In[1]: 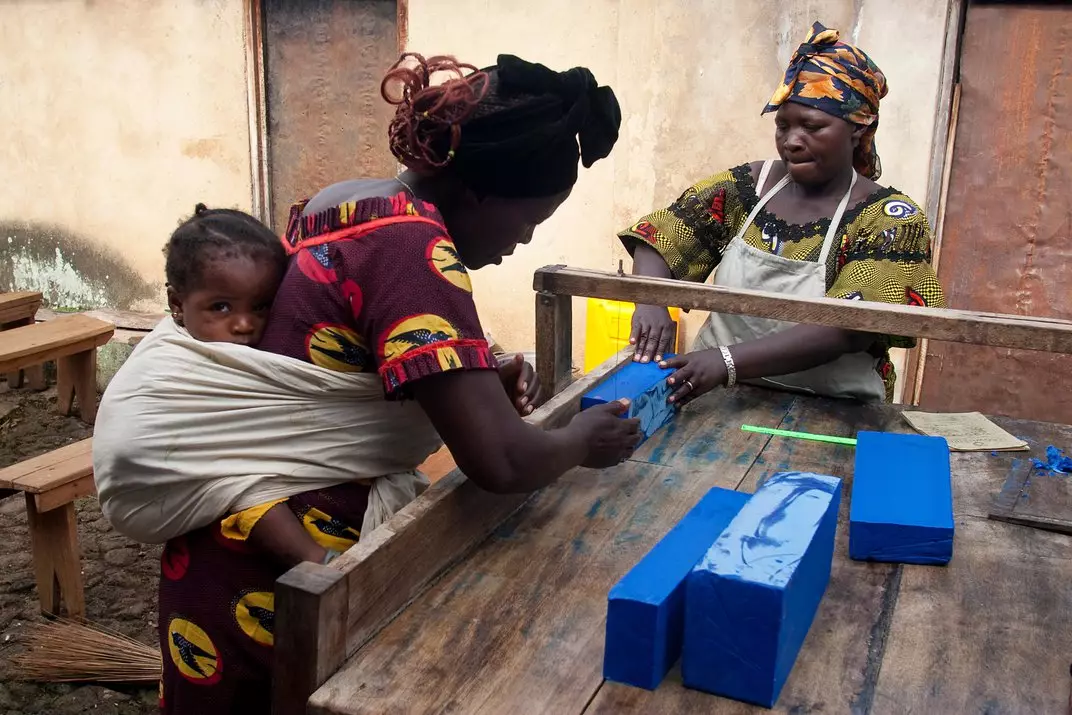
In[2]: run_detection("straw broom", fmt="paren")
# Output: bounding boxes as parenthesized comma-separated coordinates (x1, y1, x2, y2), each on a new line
(2, 618, 161, 684)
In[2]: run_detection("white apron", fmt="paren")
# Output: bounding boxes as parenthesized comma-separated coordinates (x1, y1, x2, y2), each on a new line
(693, 159, 886, 402)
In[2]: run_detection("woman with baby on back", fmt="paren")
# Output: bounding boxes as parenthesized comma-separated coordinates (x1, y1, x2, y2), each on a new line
(93, 53, 635, 713)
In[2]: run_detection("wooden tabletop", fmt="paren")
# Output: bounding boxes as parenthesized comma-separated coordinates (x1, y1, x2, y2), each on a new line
(308, 386, 1072, 715)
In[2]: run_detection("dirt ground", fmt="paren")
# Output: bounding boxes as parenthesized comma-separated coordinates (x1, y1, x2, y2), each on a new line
(0, 381, 159, 715)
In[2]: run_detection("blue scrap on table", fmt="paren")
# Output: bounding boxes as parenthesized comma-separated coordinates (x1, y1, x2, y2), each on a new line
(604, 487, 749, 690)
(682, 472, 842, 708)
(581, 357, 677, 444)
(1030, 445, 1072, 475)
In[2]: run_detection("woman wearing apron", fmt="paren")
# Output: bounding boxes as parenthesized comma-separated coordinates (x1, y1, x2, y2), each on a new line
(620, 22, 945, 405)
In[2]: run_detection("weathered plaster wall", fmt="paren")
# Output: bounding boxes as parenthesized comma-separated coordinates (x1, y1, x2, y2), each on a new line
(407, 0, 950, 389)
(0, 0, 252, 311)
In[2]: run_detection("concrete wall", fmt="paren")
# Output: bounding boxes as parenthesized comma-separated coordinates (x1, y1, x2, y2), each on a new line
(406, 0, 951, 389)
(2, 0, 950, 397)
(0, 0, 252, 312)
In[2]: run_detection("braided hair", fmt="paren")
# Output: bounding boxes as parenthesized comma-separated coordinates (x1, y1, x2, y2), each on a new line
(381, 53, 621, 198)
(164, 204, 286, 294)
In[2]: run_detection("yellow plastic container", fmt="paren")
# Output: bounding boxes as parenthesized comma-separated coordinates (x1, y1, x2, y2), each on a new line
(584, 298, 681, 373)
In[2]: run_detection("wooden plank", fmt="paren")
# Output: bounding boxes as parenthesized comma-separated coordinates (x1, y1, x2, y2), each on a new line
(34, 474, 96, 513)
(35, 307, 166, 332)
(988, 459, 1072, 536)
(535, 289, 573, 397)
(0, 439, 93, 490)
(0, 291, 42, 324)
(273, 349, 632, 710)
(308, 387, 796, 714)
(25, 497, 85, 620)
(872, 517, 1072, 714)
(532, 267, 1072, 355)
(273, 562, 349, 715)
(587, 398, 906, 714)
(0, 314, 113, 374)
(941, 416, 1072, 521)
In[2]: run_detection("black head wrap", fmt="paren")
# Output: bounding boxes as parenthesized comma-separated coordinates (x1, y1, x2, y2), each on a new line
(451, 55, 621, 198)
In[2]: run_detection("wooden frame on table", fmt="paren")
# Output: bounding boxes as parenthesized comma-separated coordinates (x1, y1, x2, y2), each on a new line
(272, 265, 1072, 714)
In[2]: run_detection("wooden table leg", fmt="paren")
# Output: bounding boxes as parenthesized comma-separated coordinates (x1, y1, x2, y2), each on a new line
(24, 494, 85, 620)
(56, 350, 98, 424)
(3, 317, 30, 388)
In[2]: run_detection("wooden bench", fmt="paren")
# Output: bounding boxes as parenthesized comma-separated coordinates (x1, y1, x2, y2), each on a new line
(0, 291, 46, 390)
(0, 439, 95, 620)
(0, 314, 114, 424)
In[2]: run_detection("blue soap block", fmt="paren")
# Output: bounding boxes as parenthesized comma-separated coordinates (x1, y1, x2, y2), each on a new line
(682, 472, 842, 708)
(850, 431, 953, 565)
(604, 487, 749, 690)
(581, 358, 676, 443)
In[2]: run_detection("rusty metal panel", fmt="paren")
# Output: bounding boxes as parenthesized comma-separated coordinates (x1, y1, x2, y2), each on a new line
(919, 2, 1072, 422)
(263, 0, 399, 233)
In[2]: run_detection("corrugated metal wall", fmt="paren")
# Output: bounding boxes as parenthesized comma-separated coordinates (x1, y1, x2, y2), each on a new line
(919, 1, 1072, 422)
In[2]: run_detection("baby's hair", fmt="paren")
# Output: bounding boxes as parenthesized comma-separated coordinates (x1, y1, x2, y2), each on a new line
(164, 204, 286, 293)
(381, 53, 491, 175)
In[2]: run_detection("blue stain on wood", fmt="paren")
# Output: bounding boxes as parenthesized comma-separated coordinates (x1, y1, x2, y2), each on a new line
(587, 498, 604, 518)
(582, 358, 677, 444)
(682, 472, 841, 708)
(849, 432, 953, 565)
(603, 487, 749, 691)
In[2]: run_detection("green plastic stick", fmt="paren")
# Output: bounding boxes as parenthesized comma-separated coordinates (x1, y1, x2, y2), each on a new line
(741, 425, 857, 447)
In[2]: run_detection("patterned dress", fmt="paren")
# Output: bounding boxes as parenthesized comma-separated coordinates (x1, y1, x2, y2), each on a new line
(158, 187, 494, 713)
(619, 164, 946, 401)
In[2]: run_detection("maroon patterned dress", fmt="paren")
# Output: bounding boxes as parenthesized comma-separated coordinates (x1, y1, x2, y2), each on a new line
(158, 187, 495, 713)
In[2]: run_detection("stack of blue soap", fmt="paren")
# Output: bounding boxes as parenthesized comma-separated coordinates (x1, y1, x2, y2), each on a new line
(581, 358, 676, 444)
(849, 431, 953, 565)
(603, 471, 842, 707)
(604, 487, 749, 690)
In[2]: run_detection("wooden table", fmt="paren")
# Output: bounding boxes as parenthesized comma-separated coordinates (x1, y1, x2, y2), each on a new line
(306, 386, 1072, 714)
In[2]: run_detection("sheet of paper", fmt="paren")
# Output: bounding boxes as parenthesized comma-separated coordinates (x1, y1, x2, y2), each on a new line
(901, 411, 1029, 452)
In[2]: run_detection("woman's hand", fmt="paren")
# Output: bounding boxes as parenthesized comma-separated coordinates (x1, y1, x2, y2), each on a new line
(660, 349, 729, 406)
(568, 399, 641, 468)
(630, 305, 675, 363)
(498, 353, 542, 415)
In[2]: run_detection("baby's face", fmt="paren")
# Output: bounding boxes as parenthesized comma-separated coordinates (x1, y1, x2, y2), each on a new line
(170, 255, 281, 346)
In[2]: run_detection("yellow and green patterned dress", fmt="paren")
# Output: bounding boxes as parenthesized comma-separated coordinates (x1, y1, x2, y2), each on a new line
(618, 163, 946, 402)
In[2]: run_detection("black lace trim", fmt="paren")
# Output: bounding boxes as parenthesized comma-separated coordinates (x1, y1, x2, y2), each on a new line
(731, 163, 901, 247)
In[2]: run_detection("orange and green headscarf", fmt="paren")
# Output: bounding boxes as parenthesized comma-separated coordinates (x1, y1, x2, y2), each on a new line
(763, 22, 888, 180)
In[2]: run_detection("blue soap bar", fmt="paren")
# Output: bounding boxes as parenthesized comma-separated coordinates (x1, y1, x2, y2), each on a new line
(682, 472, 842, 708)
(604, 487, 749, 690)
(581, 358, 676, 443)
(850, 431, 953, 565)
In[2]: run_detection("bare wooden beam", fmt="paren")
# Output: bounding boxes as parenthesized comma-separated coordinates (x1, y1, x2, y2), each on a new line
(273, 562, 348, 715)
(533, 266, 1072, 355)
(535, 288, 573, 398)
(275, 348, 631, 710)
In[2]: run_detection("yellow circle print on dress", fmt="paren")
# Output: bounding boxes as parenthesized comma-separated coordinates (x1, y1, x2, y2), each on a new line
(167, 617, 222, 685)
(234, 590, 275, 647)
(306, 323, 372, 372)
(381, 314, 460, 364)
(301, 506, 361, 552)
(426, 237, 472, 292)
